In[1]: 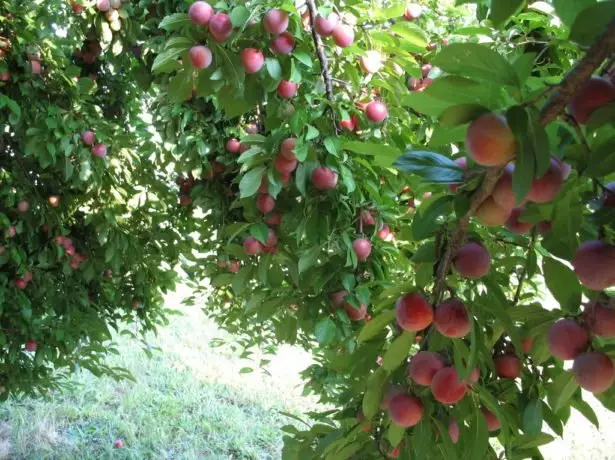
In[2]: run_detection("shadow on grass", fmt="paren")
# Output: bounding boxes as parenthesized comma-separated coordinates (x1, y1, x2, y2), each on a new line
(0, 303, 316, 460)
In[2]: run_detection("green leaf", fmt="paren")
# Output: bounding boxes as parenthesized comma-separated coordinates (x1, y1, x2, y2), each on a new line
(390, 22, 428, 51)
(315, 318, 337, 345)
(386, 422, 406, 445)
(239, 166, 266, 198)
(439, 104, 490, 127)
(299, 245, 321, 274)
(553, 0, 595, 28)
(513, 433, 555, 449)
(363, 367, 388, 418)
(585, 139, 615, 177)
(152, 47, 187, 74)
(342, 141, 402, 167)
(395, 151, 465, 184)
(159, 13, 191, 31)
(507, 106, 534, 204)
(467, 407, 489, 459)
(522, 399, 543, 436)
(432, 43, 520, 87)
(167, 71, 192, 103)
(571, 397, 599, 428)
(547, 371, 579, 412)
(542, 257, 582, 312)
(412, 195, 454, 241)
(232, 266, 253, 295)
(229, 5, 250, 27)
(569, 1, 615, 46)
(382, 332, 415, 371)
(425, 75, 503, 108)
(266, 58, 282, 81)
(490, 0, 526, 28)
(541, 188, 581, 260)
(358, 310, 395, 343)
(250, 222, 269, 245)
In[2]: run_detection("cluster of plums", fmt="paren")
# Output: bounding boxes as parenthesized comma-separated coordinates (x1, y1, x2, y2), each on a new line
(55, 235, 88, 270)
(81, 130, 108, 158)
(95, 0, 127, 31)
(548, 301, 615, 393)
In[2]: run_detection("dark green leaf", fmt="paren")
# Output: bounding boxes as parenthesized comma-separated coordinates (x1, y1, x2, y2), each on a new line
(569, 1, 615, 46)
(315, 318, 337, 345)
(522, 399, 543, 436)
(395, 151, 465, 184)
(439, 104, 490, 127)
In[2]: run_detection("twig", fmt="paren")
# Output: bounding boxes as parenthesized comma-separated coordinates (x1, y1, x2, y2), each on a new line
(513, 230, 537, 306)
(305, 0, 339, 134)
(432, 19, 615, 305)
(561, 113, 590, 150)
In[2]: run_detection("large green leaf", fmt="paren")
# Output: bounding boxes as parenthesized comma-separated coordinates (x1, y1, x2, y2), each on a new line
(542, 257, 582, 312)
(432, 43, 520, 87)
(395, 151, 465, 184)
(382, 331, 415, 371)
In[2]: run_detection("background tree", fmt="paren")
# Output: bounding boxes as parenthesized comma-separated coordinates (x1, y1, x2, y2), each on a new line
(2, 0, 615, 458)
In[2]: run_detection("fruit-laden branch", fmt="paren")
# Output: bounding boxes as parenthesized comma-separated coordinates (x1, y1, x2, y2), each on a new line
(432, 18, 615, 304)
(305, 0, 339, 133)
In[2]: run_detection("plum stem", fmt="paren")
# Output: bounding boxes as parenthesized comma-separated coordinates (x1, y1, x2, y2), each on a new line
(305, 0, 339, 134)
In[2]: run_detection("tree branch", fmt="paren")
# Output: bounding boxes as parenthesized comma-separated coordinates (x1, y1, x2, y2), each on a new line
(540, 18, 615, 125)
(432, 18, 615, 305)
(305, 0, 339, 134)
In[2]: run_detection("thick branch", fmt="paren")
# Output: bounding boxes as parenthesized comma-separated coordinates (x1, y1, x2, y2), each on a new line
(432, 18, 615, 304)
(540, 18, 615, 125)
(305, 0, 339, 133)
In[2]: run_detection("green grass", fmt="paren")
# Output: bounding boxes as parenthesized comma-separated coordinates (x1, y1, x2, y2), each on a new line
(0, 288, 316, 459)
(2, 286, 615, 460)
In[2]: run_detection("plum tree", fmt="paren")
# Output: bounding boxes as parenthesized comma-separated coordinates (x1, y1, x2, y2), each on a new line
(453, 242, 491, 279)
(5, 1, 615, 457)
